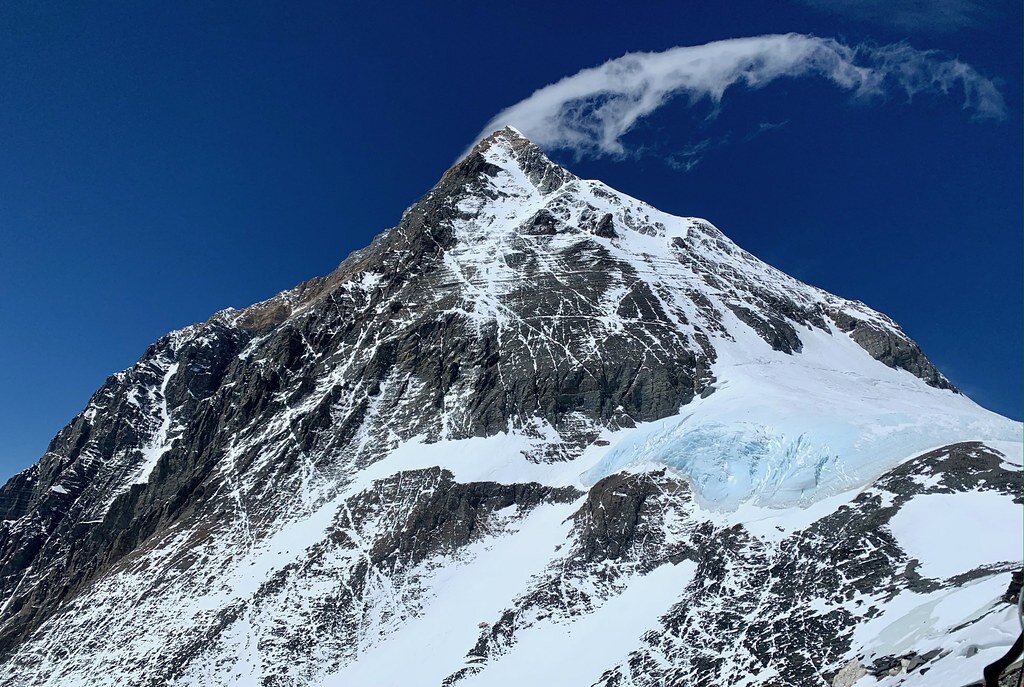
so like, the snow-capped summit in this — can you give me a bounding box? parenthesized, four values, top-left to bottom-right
(0, 129, 1018, 686)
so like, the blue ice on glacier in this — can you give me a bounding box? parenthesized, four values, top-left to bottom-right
(583, 419, 863, 509)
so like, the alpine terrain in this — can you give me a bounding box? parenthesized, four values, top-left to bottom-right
(0, 128, 1019, 687)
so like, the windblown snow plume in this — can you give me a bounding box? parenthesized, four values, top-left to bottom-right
(470, 33, 1004, 157)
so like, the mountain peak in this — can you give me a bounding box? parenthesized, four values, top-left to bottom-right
(446, 126, 574, 196)
(478, 124, 528, 144)
(0, 122, 1017, 686)
(466, 125, 532, 156)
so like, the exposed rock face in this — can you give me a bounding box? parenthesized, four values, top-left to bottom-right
(829, 309, 955, 390)
(0, 128, 1017, 686)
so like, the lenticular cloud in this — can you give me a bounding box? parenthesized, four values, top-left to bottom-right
(470, 33, 1004, 157)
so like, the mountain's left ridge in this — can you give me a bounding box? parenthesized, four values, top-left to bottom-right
(0, 128, 1019, 687)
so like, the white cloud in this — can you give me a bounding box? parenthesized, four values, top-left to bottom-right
(469, 34, 1004, 158)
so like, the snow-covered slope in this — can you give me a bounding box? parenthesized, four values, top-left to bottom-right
(0, 128, 1018, 687)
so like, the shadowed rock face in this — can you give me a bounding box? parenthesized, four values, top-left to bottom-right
(353, 468, 581, 568)
(0, 128, 1003, 687)
(829, 310, 955, 391)
(574, 471, 690, 563)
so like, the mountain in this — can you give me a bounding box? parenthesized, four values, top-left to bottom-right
(0, 127, 1019, 687)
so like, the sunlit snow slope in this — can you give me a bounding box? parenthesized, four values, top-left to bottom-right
(0, 128, 1018, 687)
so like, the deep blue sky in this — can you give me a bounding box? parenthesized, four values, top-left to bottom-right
(1, 1, 1020, 479)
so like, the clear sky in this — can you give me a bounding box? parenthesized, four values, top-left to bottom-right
(0, 1, 1020, 480)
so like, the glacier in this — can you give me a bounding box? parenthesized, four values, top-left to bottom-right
(584, 318, 1019, 509)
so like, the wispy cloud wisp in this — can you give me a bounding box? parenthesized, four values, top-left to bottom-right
(469, 34, 1004, 159)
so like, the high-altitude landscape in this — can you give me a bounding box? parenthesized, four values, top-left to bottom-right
(0, 128, 1019, 686)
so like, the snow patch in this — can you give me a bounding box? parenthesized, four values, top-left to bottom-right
(325, 500, 582, 686)
(133, 362, 180, 485)
(459, 561, 698, 687)
(888, 491, 1022, 579)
